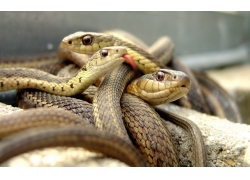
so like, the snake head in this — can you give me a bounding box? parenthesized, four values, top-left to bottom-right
(61, 31, 115, 54)
(126, 69, 191, 106)
(85, 46, 135, 72)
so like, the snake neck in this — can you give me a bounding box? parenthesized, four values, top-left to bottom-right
(112, 37, 162, 74)
(92, 64, 135, 144)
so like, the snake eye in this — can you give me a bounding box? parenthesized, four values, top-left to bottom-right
(101, 49, 108, 57)
(155, 71, 165, 81)
(82, 35, 92, 45)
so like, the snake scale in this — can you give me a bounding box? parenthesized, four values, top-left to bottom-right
(0, 29, 242, 166)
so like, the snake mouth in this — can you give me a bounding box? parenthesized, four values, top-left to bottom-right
(122, 54, 136, 71)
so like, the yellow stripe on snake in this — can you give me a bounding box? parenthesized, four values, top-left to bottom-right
(61, 31, 242, 123)
(0, 31, 211, 167)
(0, 47, 129, 96)
(61, 31, 163, 74)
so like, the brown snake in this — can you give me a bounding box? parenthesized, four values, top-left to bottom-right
(0, 67, 188, 166)
(0, 108, 146, 167)
(0, 29, 229, 166)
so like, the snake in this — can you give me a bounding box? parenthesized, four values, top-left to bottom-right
(60, 31, 208, 166)
(0, 67, 192, 167)
(57, 30, 241, 164)
(0, 29, 241, 166)
(0, 46, 133, 96)
(0, 69, 191, 166)
(0, 108, 147, 167)
(60, 31, 163, 74)
(60, 31, 212, 115)
(0, 31, 209, 166)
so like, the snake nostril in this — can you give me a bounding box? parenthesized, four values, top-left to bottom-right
(180, 75, 191, 89)
(68, 40, 72, 45)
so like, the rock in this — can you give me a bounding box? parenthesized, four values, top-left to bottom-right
(157, 103, 250, 167)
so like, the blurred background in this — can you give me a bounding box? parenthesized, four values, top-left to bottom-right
(1, 11, 249, 69)
(0, 11, 250, 123)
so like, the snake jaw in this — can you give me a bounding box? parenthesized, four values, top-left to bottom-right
(122, 54, 136, 71)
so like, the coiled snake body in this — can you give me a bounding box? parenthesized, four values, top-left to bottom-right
(0, 29, 238, 166)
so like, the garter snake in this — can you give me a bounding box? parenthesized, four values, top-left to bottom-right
(0, 65, 192, 166)
(0, 108, 147, 167)
(91, 62, 192, 166)
(0, 30, 208, 166)
(61, 31, 163, 74)
(58, 31, 209, 166)
(60, 31, 211, 115)
(0, 46, 132, 96)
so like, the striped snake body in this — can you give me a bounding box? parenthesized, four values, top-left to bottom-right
(0, 47, 129, 96)
(0, 29, 239, 166)
(61, 31, 242, 123)
(92, 63, 190, 166)
(60, 31, 211, 115)
(0, 108, 147, 167)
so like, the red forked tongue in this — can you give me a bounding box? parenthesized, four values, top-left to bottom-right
(122, 54, 137, 71)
